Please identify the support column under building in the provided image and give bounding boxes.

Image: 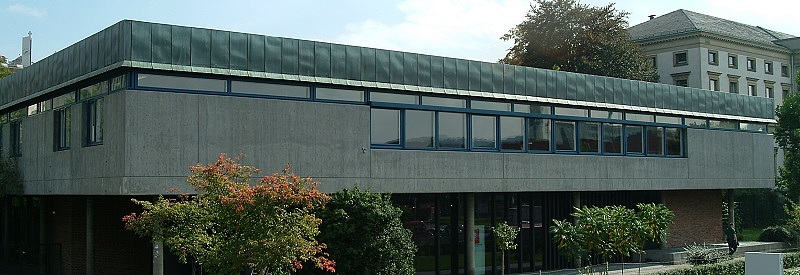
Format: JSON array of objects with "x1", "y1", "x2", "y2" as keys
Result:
[
  {"x1": 726, "y1": 189, "x2": 736, "y2": 228},
  {"x1": 572, "y1": 192, "x2": 581, "y2": 268},
  {"x1": 465, "y1": 193, "x2": 475, "y2": 275},
  {"x1": 86, "y1": 197, "x2": 94, "y2": 275},
  {"x1": 153, "y1": 241, "x2": 164, "y2": 275}
]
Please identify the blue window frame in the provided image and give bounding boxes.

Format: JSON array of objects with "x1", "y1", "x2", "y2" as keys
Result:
[
  {"x1": 602, "y1": 123, "x2": 623, "y2": 154},
  {"x1": 527, "y1": 118, "x2": 551, "y2": 151},
  {"x1": 578, "y1": 121, "x2": 600, "y2": 153},
  {"x1": 646, "y1": 126, "x2": 664, "y2": 155},
  {"x1": 405, "y1": 110, "x2": 435, "y2": 148},
  {"x1": 500, "y1": 116, "x2": 524, "y2": 151},
  {"x1": 625, "y1": 125, "x2": 644, "y2": 154},
  {"x1": 472, "y1": 115, "x2": 497, "y2": 149},
  {"x1": 438, "y1": 112, "x2": 466, "y2": 149},
  {"x1": 54, "y1": 107, "x2": 71, "y2": 151},
  {"x1": 371, "y1": 108, "x2": 401, "y2": 146},
  {"x1": 554, "y1": 120, "x2": 576, "y2": 151},
  {"x1": 85, "y1": 98, "x2": 103, "y2": 146}
]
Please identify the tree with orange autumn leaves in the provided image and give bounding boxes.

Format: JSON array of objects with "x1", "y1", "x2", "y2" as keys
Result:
[{"x1": 123, "y1": 154, "x2": 335, "y2": 275}]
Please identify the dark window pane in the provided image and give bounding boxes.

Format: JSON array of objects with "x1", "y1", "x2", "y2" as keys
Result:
[
  {"x1": 422, "y1": 96, "x2": 465, "y2": 108},
  {"x1": 472, "y1": 115, "x2": 496, "y2": 149},
  {"x1": 53, "y1": 92, "x2": 76, "y2": 108},
  {"x1": 231, "y1": 81, "x2": 310, "y2": 98},
  {"x1": 438, "y1": 112, "x2": 466, "y2": 149},
  {"x1": 603, "y1": 123, "x2": 623, "y2": 154},
  {"x1": 579, "y1": 122, "x2": 600, "y2": 153},
  {"x1": 554, "y1": 120, "x2": 576, "y2": 151},
  {"x1": 626, "y1": 113, "x2": 654, "y2": 122},
  {"x1": 626, "y1": 125, "x2": 644, "y2": 154},
  {"x1": 405, "y1": 110, "x2": 434, "y2": 148},
  {"x1": 370, "y1": 109, "x2": 400, "y2": 145},
  {"x1": 139, "y1": 74, "x2": 227, "y2": 93},
  {"x1": 471, "y1": 100, "x2": 511, "y2": 111},
  {"x1": 501, "y1": 116, "x2": 524, "y2": 150},
  {"x1": 647, "y1": 126, "x2": 664, "y2": 155},
  {"x1": 666, "y1": 128, "x2": 682, "y2": 156},
  {"x1": 591, "y1": 110, "x2": 622, "y2": 120},
  {"x1": 85, "y1": 98, "x2": 104, "y2": 145},
  {"x1": 370, "y1": 92, "x2": 418, "y2": 104},
  {"x1": 315, "y1": 87, "x2": 364, "y2": 102},
  {"x1": 710, "y1": 120, "x2": 738, "y2": 130},
  {"x1": 554, "y1": 107, "x2": 588, "y2": 117},
  {"x1": 111, "y1": 74, "x2": 127, "y2": 91},
  {"x1": 80, "y1": 80, "x2": 109, "y2": 99},
  {"x1": 527, "y1": 118, "x2": 551, "y2": 151},
  {"x1": 685, "y1": 118, "x2": 708, "y2": 128},
  {"x1": 55, "y1": 107, "x2": 72, "y2": 151},
  {"x1": 530, "y1": 104, "x2": 552, "y2": 114}
]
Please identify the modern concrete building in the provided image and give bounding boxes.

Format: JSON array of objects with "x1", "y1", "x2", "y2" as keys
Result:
[{"x1": 0, "y1": 20, "x2": 776, "y2": 274}]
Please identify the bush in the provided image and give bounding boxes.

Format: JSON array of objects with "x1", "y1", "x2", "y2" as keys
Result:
[
  {"x1": 683, "y1": 244, "x2": 729, "y2": 266},
  {"x1": 656, "y1": 258, "x2": 743, "y2": 275},
  {"x1": 758, "y1": 226, "x2": 799, "y2": 244}
]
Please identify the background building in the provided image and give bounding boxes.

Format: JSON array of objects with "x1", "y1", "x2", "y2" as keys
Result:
[{"x1": 0, "y1": 20, "x2": 776, "y2": 274}]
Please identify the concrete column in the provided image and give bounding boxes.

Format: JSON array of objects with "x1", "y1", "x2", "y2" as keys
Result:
[
  {"x1": 726, "y1": 190, "x2": 736, "y2": 228},
  {"x1": 153, "y1": 241, "x2": 164, "y2": 275},
  {"x1": 660, "y1": 191, "x2": 667, "y2": 249},
  {"x1": 465, "y1": 193, "x2": 475, "y2": 275},
  {"x1": 572, "y1": 192, "x2": 581, "y2": 268},
  {"x1": 86, "y1": 197, "x2": 94, "y2": 275}
]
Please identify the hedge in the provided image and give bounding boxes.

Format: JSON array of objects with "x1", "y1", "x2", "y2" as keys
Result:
[{"x1": 656, "y1": 252, "x2": 800, "y2": 275}]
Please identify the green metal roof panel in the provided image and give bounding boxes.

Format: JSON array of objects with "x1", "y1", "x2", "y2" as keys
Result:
[{"x1": 0, "y1": 20, "x2": 776, "y2": 121}]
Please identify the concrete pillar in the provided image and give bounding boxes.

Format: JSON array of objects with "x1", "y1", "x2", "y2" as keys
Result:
[
  {"x1": 86, "y1": 197, "x2": 94, "y2": 275},
  {"x1": 660, "y1": 191, "x2": 667, "y2": 249},
  {"x1": 465, "y1": 193, "x2": 475, "y2": 275},
  {"x1": 153, "y1": 241, "x2": 164, "y2": 275},
  {"x1": 726, "y1": 190, "x2": 736, "y2": 228},
  {"x1": 572, "y1": 192, "x2": 581, "y2": 268}
]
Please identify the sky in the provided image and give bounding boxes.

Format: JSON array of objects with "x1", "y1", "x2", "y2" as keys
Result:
[{"x1": 1, "y1": 0, "x2": 799, "y2": 64}]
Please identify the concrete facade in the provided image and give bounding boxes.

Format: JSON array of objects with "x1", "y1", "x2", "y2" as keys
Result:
[{"x1": 0, "y1": 20, "x2": 778, "y2": 274}]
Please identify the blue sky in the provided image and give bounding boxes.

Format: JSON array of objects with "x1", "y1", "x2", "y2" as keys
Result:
[{"x1": 2, "y1": 0, "x2": 799, "y2": 64}]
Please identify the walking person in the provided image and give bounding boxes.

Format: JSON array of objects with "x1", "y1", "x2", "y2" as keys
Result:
[{"x1": 725, "y1": 224, "x2": 739, "y2": 255}]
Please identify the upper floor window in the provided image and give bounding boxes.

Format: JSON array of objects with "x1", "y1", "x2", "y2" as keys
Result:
[
  {"x1": 85, "y1": 98, "x2": 104, "y2": 146},
  {"x1": 708, "y1": 51, "x2": 718, "y2": 65},
  {"x1": 673, "y1": 51, "x2": 688, "y2": 66},
  {"x1": 767, "y1": 86, "x2": 774, "y2": 99},
  {"x1": 782, "y1": 65, "x2": 789, "y2": 77},
  {"x1": 10, "y1": 122, "x2": 21, "y2": 157},
  {"x1": 54, "y1": 107, "x2": 71, "y2": 151},
  {"x1": 747, "y1": 58, "x2": 756, "y2": 72},
  {"x1": 765, "y1": 61, "x2": 774, "y2": 75},
  {"x1": 748, "y1": 84, "x2": 757, "y2": 97},
  {"x1": 728, "y1": 54, "x2": 738, "y2": 69},
  {"x1": 729, "y1": 81, "x2": 739, "y2": 94}
]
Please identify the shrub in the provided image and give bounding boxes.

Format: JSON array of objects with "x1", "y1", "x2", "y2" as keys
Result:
[
  {"x1": 656, "y1": 258, "x2": 743, "y2": 275},
  {"x1": 683, "y1": 244, "x2": 729, "y2": 266},
  {"x1": 758, "y1": 226, "x2": 799, "y2": 244}
]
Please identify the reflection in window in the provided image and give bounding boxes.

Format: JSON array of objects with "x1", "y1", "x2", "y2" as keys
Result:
[
  {"x1": 710, "y1": 120, "x2": 738, "y2": 130},
  {"x1": 527, "y1": 118, "x2": 551, "y2": 151},
  {"x1": 554, "y1": 107, "x2": 588, "y2": 117},
  {"x1": 472, "y1": 100, "x2": 511, "y2": 111},
  {"x1": 231, "y1": 81, "x2": 310, "y2": 98},
  {"x1": 579, "y1": 122, "x2": 599, "y2": 153},
  {"x1": 501, "y1": 116, "x2": 524, "y2": 150},
  {"x1": 55, "y1": 107, "x2": 71, "y2": 151},
  {"x1": 472, "y1": 115, "x2": 497, "y2": 149},
  {"x1": 603, "y1": 123, "x2": 623, "y2": 154},
  {"x1": 85, "y1": 98, "x2": 103, "y2": 146},
  {"x1": 647, "y1": 126, "x2": 664, "y2": 155},
  {"x1": 626, "y1": 125, "x2": 644, "y2": 154},
  {"x1": 438, "y1": 112, "x2": 466, "y2": 148},
  {"x1": 80, "y1": 80, "x2": 109, "y2": 100},
  {"x1": 685, "y1": 118, "x2": 708, "y2": 128},
  {"x1": 370, "y1": 109, "x2": 400, "y2": 145},
  {"x1": 554, "y1": 121, "x2": 576, "y2": 151},
  {"x1": 139, "y1": 74, "x2": 227, "y2": 93},
  {"x1": 370, "y1": 92, "x2": 419, "y2": 104},
  {"x1": 666, "y1": 128, "x2": 682, "y2": 156},
  {"x1": 315, "y1": 87, "x2": 364, "y2": 102},
  {"x1": 422, "y1": 96, "x2": 465, "y2": 108},
  {"x1": 405, "y1": 110, "x2": 434, "y2": 148}
]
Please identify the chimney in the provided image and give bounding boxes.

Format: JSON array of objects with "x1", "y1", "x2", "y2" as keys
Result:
[{"x1": 648, "y1": 15, "x2": 656, "y2": 20}]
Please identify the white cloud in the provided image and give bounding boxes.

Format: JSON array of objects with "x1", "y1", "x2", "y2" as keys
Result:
[
  {"x1": 336, "y1": 0, "x2": 530, "y2": 62},
  {"x1": 8, "y1": 3, "x2": 47, "y2": 18}
]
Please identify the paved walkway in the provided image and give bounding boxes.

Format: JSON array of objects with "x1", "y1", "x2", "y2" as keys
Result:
[{"x1": 520, "y1": 261, "x2": 693, "y2": 275}]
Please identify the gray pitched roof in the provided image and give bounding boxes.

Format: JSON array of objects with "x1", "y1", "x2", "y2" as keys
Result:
[{"x1": 629, "y1": 9, "x2": 796, "y2": 47}]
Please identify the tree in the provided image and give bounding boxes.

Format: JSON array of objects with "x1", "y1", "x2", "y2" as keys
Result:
[
  {"x1": 493, "y1": 221, "x2": 519, "y2": 275},
  {"x1": 550, "y1": 203, "x2": 673, "y2": 271},
  {"x1": 776, "y1": 72, "x2": 800, "y2": 202},
  {"x1": 501, "y1": 0, "x2": 657, "y2": 82},
  {"x1": 0, "y1": 56, "x2": 12, "y2": 79},
  {"x1": 300, "y1": 186, "x2": 416, "y2": 275},
  {"x1": 123, "y1": 154, "x2": 335, "y2": 275},
  {"x1": 0, "y1": 158, "x2": 22, "y2": 196}
]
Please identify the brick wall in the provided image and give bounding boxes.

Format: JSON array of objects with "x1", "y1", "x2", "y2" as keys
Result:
[{"x1": 664, "y1": 190, "x2": 723, "y2": 247}]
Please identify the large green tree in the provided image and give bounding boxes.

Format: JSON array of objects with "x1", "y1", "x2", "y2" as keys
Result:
[
  {"x1": 123, "y1": 154, "x2": 335, "y2": 275},
  {"x1": 0, "y1": 56, "x2": 13, "y2": 79},
  {"x1": 775, "y1": 71, "x2": 800, "y2": 202},
  {"x1": 300, "y1": 186, "x2": 416, "y2": 275},
  {"x1": 501, "y1": 0, "x2": 657, "y2": 82}
]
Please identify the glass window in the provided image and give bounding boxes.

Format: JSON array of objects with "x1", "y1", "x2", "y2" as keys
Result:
[
  {"x1": 709, "y1": 79, "x2": 719, "y2": 91},
  {"x1": 438, "y1": 112, "x2": 466, "y2": 149},
  {"x1": 422, "y1": 96, "x2": 465, "y2": 108},
  {"x1": 80, "y1": 80, "x2": 109, "y2": 99},
  {"x1": 370, "y1": 109, "x2": 400, "y2": 145},
  {"x1": 655, "y1": 115, "x2": 682, "y2": 125},
  {"x1": 747, "y1": 58, "x2": 756, "y2": 71},
  {"x1": 626, "y1": 125, "x2": 644, "y2": 154},
  {"x1": 626, "y1": 113, "x2": 654, "y2": 122},
  {"x1": 603, "y1": 123, "x2": 623, "y2": 154},
  {"x1": 11, "y1": 122, "x2": 21, "y2": 157},
  {"x1": 55, "y1": 107, "x2": 71, "y2": 151},
  {"x1": 472, "y1": 115, "x2": 497, "y2": 149},
  {"x1": 728, "y1": 54, "x2": 738, "y2": 68},
  {"x1": 710, "y1": 120, "x2": 738, "y2": 130},
  {"x1": 370, "y1": 92, "x2": 418, "y2": 104},
  {"x1": 748, "y1": 84, "x2": 757, "y2": 96},
  {"x1": 53, "y1": 92, "x2": 77, "y2": 108},
  {"x1": 767, "y1": 87, "x2": 774, "y2": 99},
  {"x1": 527, "y1": 118, "x2": 551, "y2": 151},
  {"x1": 500, "y1": 116, "x2": 524, "y2": 150},
  {"x1": 10, "y1": 108, "x2": 25, "y2": 121},
  {"x1": 783, "y1": 65, "x2": 789, "y2": 77},
  {"x1": 665, "y1": 128, "x2": 682, "y2": 156},
  {"x1": 316, "y1": 87, "x2": 364, "y2": 102},
  {"x1": 554, "y1": 107, "x2": 588, "y2": 117},
  {"x1": 530, "y1": 104, "x2": 552, "y2": 114},
  {"x1": 139, "y1": 74, "x2": 227, "y2": 93},
  {"x1": 405, "y1": 110, "x2": 434, "y2": 148},
  {"x1": 111, "y1": 74, "x2": 127, "y2": 91},
  {"x1": 646, "y1": 126, "x2": 664, "y2": 155},
  {"x1": 765, "y1": 61, "x2": 773, "y2": 74},
  {"x1": 729, "y1": 81, "x2": 739, "y2": 94},
  {"x1": 578, "y1": 122, "x2": 600, "y2": 153},
  {"x1": 708, "y1": 51, "x2": 718, "y2": 65},
  {"x1": 231, "y1": 81, "x2": 309, "y2": 98},
  {"x1": 674, "y1": 52, "x2": 688, "y2": 66},
  {"x1": 554, "y1": 120, "x2": 576, "y2": 151},
  {"x1": 471, "y1": 100, "x2": 511, "y2": 112},
  {"x1": 740, "y1": 122, "x2": 767, "y2": 132},
  {"x1": 513, "y1": 103, "x2": 530, "y2": 113},
  {"x1": 85, "y1": 98, "x2": 104, "y2": 146},
  {"x1": 685, "y1": 118, "x2": 708, "y2": 128},
  {"x1": 590, "y1": 110, "x2": 622, "y2": 120},
  {"x1": 0, "y1": 113, "x2": 6, "y2": 124}
]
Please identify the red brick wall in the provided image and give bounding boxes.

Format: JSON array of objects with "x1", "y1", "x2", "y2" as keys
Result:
[{"x1": 664, "y1": 190, "x2": 723, "y2": 247}]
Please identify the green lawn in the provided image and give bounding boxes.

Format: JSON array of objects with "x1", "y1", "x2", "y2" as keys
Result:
[{"x1": 739, "y1": 227, "x2": 762, "y2": 241}]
